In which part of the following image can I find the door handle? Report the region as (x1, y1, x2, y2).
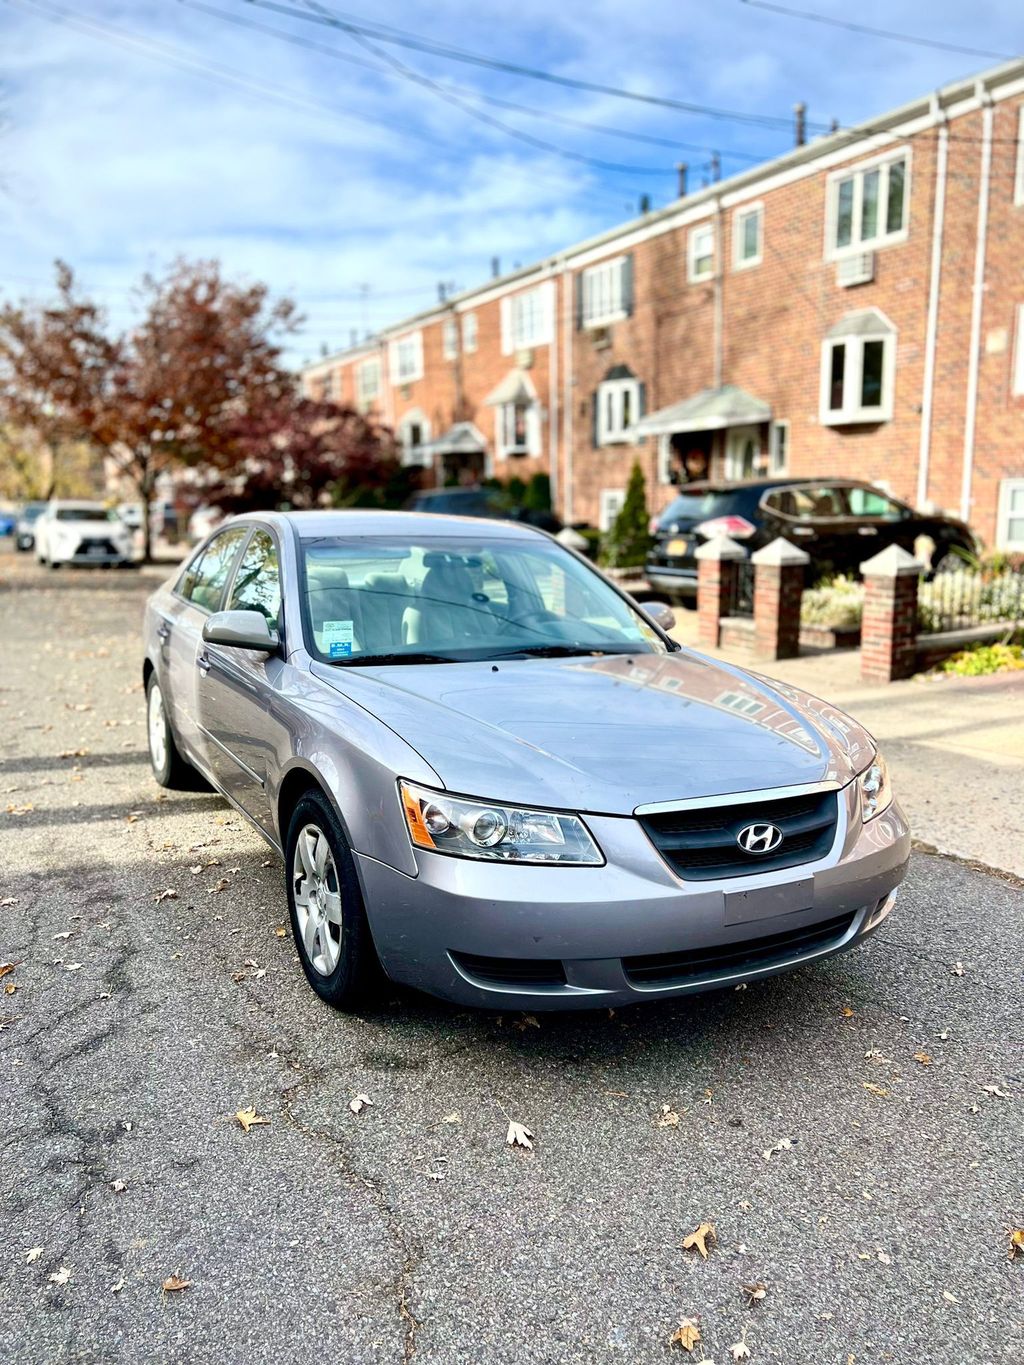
(157, 622, 171, 641)
(857, 526, 879, 536)
(791, 526, 814, 536)
(197, 654, 211, 676)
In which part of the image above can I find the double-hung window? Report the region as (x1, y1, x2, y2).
(688, 223, 714, 282)
(501, 283, 553, 353)
(462, 312, 478, 354)
(389, 331, 423, 385)
(997, 479, 1024, 551)
(397, 412, 430, 466)
(496, 400, 540, 459)
(442, 319, 458, 361)
(733, 203, 763, 269)
(828, 152, 908, 257)
(356, 357, 381, 408)
(580, 256, 631, 327)
(595, 375, 641, 446)
(820, 310, 896, 424)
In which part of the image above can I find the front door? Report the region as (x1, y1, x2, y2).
(725, 426, 762, 480)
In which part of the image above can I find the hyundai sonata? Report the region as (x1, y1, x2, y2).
(143, 511, 909, 1010)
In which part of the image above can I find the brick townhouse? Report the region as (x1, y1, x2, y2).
(302, 58, 1024, 551)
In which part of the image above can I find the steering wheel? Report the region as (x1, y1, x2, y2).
(495, 606, 561, 637)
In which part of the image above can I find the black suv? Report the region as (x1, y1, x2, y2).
(645, 478, 976, 601)
(404, 486, 562, 533)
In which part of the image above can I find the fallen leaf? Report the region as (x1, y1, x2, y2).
(349, 1093, 372, 1115)
(0, 962, 17, 980)
(48, 1266, 71, 1286)
(25, 1246, 43, 1263)
(424, 1170, 445, 1181)
(913, 1052, 933, 1066)
(441, 1111, 461, 1124)
(669, 1319, 701, 1352)
(1, 897, 18, 907)
(1008, 1228, 1024, 1260)
(153, 888, 178, 903)
(506, 1120, 534, 1150)
(682, 1222, 717, 1260)
(877, 1249, 892, 1265)
(942, 1290, 959, 1303)
(65, 963, 83, 972)
(235, 1107, 270, 1132)
(982, 1084, 1010, 1099)
(111, 1277, 126, 1293)
(208, 878, 230, 895)
(742, 1282, 767, 1306)
(110, 1179, 127, 1193)
(273, 926, 287, 938)
(840, 1005, 854, 1017)
(656, 1104, 681, 1128)
(161, 1274, 190, 1293)
(863, 1082, 889, 1098)
(190, 865, 203, 876)
(4, 981, 17, 994)
(729, 1340, 751, 1361)
(951, 961, 964, 976)
(514, 1014, 540, 1031)
(53, 931, 73, 941)
(762, 1137, 794, 1160)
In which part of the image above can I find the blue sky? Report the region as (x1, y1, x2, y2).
(1, 0, 1020, 366)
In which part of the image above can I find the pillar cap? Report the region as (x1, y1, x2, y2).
(695, 534, 747, 562)
(860, 543, 926, 578)
(750, 536, 810, 567)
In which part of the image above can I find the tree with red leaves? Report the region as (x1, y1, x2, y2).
(0, 260, 398, 559)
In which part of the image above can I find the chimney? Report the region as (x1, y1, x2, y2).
(349, 328, 357, 348)
(639, 193, 651, 214)
(830, 116, 839, 134)
(437, 281, 447, 303)
(491, 255, 500, 278)
(794, 102, 806, 147)
(319, 342, 328, 357)
(675, 161, 688, 197)
(710, 152, 721, 183)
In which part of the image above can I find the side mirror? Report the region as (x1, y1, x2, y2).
(203, 609, 279, 653)
(644, 600, 676, 633)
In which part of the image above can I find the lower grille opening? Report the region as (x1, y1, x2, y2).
(451, 951, 567, 989)
(622, 911, 856, 988)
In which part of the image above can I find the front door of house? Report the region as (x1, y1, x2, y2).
(725, 426, 761, 480)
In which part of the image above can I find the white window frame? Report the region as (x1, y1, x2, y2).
(688, 223, 714, 282)
(825, 148, 911, 260)
(442, 318, 458, 361)
(819, 325, 896, 426)
(462, 311, 478, 354)
(596, 377, 640, 446)
(581, 256, 628, 328)
(1013, 303, 1024, 396)
(997, 477, 1024, 551)
(769, 419, 789, 473)
(355, 356, 381, 407)
(397, 412, 431, 467)
(495, 399, 541, 460)
(388, 331, 423, 385)
(1015, 106, 1024, 208)
(599, 488, 626, 533)
(500, 282, 553, 354)
(733, 202, 763, 270)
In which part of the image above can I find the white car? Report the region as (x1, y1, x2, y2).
(34, 501, 136, 568)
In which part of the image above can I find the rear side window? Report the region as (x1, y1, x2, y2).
(763, 486, 848, 520)
(846, 487, 906, 520)
(227, 530, 281, 627)
(179, 527, 247, 611)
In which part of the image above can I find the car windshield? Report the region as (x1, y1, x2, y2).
(22, 503, 46, 521)
(55, 507, 118, 522)
(656, 490, 750, 526)
(300, 534, 668, 665)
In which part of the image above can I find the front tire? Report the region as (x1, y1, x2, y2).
(145, 673, 194, 789)
(285, 791, 381, 1010)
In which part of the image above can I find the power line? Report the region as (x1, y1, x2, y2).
(240, 0, 831, 132)
(182, 0, 769, 165)
(739, 0, 1017, 62)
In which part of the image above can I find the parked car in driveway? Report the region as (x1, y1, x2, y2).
(34, 501, 136, 568)
(646, 478, 977, 603)
(143, 510, 908, 1011)
(14, 501, 48, 552)
(405, 486, 562, 534)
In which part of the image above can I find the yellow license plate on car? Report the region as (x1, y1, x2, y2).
(665, 537, 689, 556)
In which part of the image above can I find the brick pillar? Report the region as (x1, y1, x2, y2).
(751, 537, 809, 661)
(860, 544, 925, 683)
(695, 535, 746, 648)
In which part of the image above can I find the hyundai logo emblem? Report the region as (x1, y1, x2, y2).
(736, 822, 784, 854)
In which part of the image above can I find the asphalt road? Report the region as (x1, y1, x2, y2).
(1, 551, 1021, 1365)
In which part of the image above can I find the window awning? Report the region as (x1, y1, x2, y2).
(632, 383, 770, 437)
(485, 368, 537, 407)
(417, 422, 487, 458)
(825, 308, 896, 339)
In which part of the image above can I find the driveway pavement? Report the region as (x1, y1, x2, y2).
(1, 552, 1021, 1364)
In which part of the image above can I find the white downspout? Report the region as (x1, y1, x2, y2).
(549, 261, 560, 511)
(713, 196, 724, 391)
(960, 89, 993, 522)
(562, 268, 575, 523)
(916, 105, 947, 509)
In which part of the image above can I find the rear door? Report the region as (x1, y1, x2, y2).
(195, 527, 285, 836)
(761, 484, 850, 574)
(843, 485, 916, 560)
(161, 526, 249, 765)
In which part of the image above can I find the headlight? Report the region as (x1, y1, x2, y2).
(858, 752, 893, 821)
(399, 781, 603, 865)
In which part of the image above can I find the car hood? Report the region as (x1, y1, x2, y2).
(52, 519, 121, 534)
(310, 650, 875, 816)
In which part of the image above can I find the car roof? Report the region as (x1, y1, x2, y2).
(672, 477, 898, 494)
(48, 499, 109, 509)
(241, 508, 543, 540)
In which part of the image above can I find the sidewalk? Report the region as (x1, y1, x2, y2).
(670, 610, 1024, 879)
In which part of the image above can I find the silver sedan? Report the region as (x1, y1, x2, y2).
(142, 510, 910, 1011)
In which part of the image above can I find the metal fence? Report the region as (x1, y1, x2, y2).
(733, 559, 755, 618)
(917, 566, 1024, 635)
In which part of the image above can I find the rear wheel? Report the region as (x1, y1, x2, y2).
(285, 790, 382, 1010)
(146, 674, 194, 789)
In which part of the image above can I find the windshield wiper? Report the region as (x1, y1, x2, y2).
(482, 643, 637, 661)
(326, 651, 460, 666)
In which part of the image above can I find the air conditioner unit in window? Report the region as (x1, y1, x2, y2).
(836, 252, 875, 288)
(515, 348, 535, 369)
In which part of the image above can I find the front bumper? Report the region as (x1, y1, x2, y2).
(356, 787, 910, 1010)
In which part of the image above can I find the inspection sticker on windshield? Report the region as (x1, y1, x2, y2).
(322, 620, 354, 659)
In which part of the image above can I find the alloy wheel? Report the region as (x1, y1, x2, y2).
(292, 823, 344, 976)
(147, 681, 168, 773)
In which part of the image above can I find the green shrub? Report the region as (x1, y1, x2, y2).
(599, 463, 651, 569)
(523, 472, 552, 513)
(939, 642, 1024, 676)
(800, 575, 864, 630)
